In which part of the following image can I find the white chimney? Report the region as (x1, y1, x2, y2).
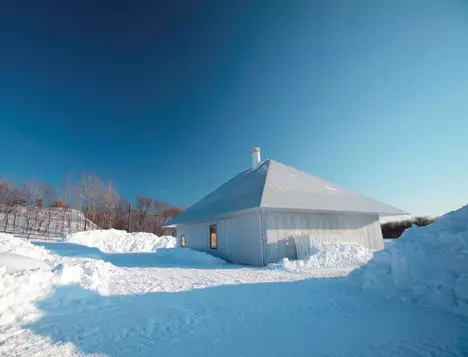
(251, 147, 261, 169)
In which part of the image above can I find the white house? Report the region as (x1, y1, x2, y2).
(167, 148, 407, 266)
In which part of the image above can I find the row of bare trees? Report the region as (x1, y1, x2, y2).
(381, 216, 438, 239)
(0, 173, 181, 237)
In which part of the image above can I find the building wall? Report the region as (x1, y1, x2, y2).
(177, 211, 263, 266)
(263, 211, 383, 264)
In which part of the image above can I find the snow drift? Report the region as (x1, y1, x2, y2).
(0, 265, 52, 326)
(66, 229, 176, 253)
(0, 253, 50, 273)
(268, 242, 374, 271)
(0, 233, 52, 262)
(53, 259, 116, 295)
(0, 234, 53, 325)
(351, 204, 468, 317)
(0, 233, 116, 325)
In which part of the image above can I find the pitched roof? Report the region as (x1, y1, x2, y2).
(168, 159, 407, 225)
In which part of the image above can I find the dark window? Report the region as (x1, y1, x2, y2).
(209, 225, 217, 249)
(180, 234, 186, 248)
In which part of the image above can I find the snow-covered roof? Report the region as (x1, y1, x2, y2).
(168, 160, 407, 225)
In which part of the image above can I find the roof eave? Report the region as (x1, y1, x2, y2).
(261, 206, 409, 216)
(164, 206, 262, 227)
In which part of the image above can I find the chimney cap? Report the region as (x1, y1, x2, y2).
(251, 147, 261, 169)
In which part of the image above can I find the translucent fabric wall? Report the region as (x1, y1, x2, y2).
(263, 211, 383, 264)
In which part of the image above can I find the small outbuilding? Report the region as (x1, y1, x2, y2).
(167, 148, 407, 266)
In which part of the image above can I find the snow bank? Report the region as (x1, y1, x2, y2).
(0, 253, 50, 273)
(0, 235, 54, 325)
(66, 229, 176, 253)
(268, 242, 374, 272)
(0, 265, 53, 325)
(0, 233, 52, 261)
(0, 233, 117, 325)
(383, 239, 396, 248)
(351, 204, 468, 317)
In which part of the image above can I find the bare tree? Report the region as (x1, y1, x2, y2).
(79, 174, 93, 228)
(101, 181, 119, 229)
(62, 173, 74, 234)
(152, 200, 170, 235)
(39, 183, 57, 236)
(22, 180, 38, 238)
(73, 180, 84, 231)
(160, 207, 182, 235)
(79, 173, 103, 230)
(0, 172, 181, 237)
(0, 179, 12, 205)
(0, 180, 13, 232)
(135, 196, 152, 232)
(113, 199, 129, 231)
(11, 187, 27, 232)
(90, 177, 104, 224)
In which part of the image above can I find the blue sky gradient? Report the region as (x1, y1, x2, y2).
(1, 0, 467, 215)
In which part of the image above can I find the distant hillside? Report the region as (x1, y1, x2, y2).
(0, 207, 98, 239)
(0, 174, 182, 238)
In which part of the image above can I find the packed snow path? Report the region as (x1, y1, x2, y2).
(1, 242, 468, 357)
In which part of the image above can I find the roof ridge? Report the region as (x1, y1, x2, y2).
(259, 159, 271, 207)
(260, 159, 408, 215)
(168, 157, 407, 226)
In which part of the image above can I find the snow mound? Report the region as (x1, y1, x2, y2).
(66, 229, 176, 253)
(0, 253, 50, 273)
(0, 233, 119, 325)
(0, 233, 52, 261)
(351, 204, 468, 317)
(268, 242, 374, 271)
(0, 265, 53, 326)
(0, 235, 54, 325)
(53, 259, 116, 295)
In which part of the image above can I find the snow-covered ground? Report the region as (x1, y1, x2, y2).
(1, 210, 468, 357)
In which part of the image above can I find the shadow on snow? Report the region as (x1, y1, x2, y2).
(25, 275, 468, 356)
(33, 241, 237, 269)
(27, 242, 468, 356)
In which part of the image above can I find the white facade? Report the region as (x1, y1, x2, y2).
(177, 211, 264, 266)
(262, 211, 383, 264)
(177, 209, 383, 266)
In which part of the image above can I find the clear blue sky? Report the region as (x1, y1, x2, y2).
(1, 0, 467, 216)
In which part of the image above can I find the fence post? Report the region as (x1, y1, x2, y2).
(84, 204, 88, 231)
